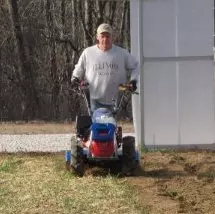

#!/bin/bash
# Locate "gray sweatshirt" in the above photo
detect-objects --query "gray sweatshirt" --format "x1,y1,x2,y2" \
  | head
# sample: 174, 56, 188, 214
72, 44, 139, 105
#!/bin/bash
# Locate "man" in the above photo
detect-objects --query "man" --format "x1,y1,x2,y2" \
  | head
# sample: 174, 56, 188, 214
71, 23, 139, 113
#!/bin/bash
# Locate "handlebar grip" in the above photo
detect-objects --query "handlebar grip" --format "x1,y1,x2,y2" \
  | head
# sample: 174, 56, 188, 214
118, 83, 139, 94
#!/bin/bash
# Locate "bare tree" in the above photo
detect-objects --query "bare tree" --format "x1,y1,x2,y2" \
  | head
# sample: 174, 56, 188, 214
7, 0, 39, 120
0, 0, 131, 121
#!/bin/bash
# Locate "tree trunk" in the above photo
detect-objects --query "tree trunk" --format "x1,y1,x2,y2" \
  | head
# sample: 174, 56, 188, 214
79, 0, 94, 47
8, 0, 39, 120
118, 1, 127, 45
46, 0, 60, 120
0, 48, 2, 121
84, 0, 93, 46
96, 0, 107, 25
109, 1, 116, 25
126, 1, 130, 50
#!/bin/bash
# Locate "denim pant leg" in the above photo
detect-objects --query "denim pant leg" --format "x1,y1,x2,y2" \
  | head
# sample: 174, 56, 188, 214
90, 100, 100, 113
90, 99, 114, 113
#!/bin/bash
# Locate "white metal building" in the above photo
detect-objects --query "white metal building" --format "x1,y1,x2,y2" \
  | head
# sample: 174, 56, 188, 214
131, 0, 215, 149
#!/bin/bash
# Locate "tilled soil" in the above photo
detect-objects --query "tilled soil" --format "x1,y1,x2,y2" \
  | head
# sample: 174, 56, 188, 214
67, 150, 215, 214
129, 151, 215, 214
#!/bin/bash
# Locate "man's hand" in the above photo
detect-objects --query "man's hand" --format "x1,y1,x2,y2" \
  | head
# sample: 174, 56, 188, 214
71, 77, 80, 89
129, 80, 137, 92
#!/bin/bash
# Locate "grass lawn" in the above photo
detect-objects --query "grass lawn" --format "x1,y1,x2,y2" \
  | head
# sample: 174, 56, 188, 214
0, 153, 147, 214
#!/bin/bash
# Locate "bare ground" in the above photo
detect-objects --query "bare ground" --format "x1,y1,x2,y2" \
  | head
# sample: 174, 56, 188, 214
1, 122, 215, 213
132, 151, 215, 214
0, 120, 134, 134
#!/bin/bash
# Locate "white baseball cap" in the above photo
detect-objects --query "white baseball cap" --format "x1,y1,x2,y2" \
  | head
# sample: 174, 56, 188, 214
97, 23, 112, 35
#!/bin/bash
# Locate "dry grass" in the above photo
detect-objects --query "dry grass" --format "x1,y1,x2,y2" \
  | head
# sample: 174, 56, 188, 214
0, 121, 74, 134
0, 153, 147, 214
0, 121, 134, 134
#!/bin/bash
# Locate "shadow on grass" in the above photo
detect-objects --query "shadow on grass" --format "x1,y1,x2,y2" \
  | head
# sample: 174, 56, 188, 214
85, 165, 188, 179
134, 167, 188, 178
64, 160, 189, 179
85, 161, 123, 177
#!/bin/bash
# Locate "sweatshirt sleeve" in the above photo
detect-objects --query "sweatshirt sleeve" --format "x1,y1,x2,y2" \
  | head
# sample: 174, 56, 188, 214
125, 50, 139, 82
71, 50, 86, 81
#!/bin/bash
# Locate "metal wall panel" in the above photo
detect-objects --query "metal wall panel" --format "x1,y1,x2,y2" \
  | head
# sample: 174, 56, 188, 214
144, 62, 178, 146
178, 0, 213, 56
131, 0, 214, 147
142, 0, 175, 57
178, 61, 215, 144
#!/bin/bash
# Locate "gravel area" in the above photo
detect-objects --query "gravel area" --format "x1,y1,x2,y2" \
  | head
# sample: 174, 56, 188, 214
0, 133, 134, 153
0, 134, 72, 153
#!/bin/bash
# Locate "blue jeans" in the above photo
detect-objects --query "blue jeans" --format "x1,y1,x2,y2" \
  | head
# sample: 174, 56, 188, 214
90, 99, 115, 113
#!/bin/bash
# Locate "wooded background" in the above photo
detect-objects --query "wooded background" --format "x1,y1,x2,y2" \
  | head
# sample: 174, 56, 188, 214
0, 0, 132, 121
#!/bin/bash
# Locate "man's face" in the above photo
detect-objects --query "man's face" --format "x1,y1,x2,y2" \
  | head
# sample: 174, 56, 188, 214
96, 32, 112, 51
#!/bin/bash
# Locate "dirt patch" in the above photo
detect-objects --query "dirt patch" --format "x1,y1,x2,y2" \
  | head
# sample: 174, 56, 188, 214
64, 150, 215, 213
63, 150, 215, 213
128, 151, 215, 214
